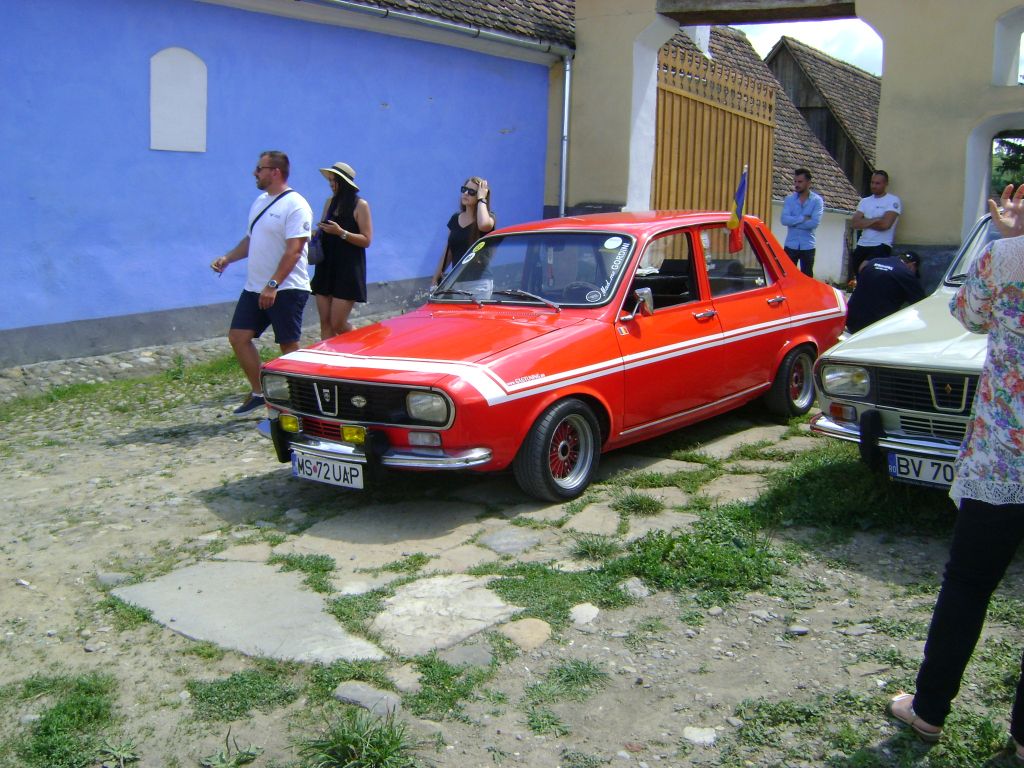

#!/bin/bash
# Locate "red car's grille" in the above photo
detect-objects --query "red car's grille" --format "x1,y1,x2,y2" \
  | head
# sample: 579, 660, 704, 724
301, 416, 343, 441
277, 377, 451, 427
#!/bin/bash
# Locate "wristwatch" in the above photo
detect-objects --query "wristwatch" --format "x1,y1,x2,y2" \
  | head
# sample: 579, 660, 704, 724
266, 279, 279, 289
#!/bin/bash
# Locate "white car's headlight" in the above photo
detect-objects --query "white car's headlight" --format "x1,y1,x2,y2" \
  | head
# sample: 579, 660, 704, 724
263, 374, 291, 403
406, 391, 449, 424
820, 364, 870, 397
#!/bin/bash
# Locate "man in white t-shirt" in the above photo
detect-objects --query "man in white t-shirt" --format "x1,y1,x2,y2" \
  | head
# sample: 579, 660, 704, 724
849, 170, 902, 282
210, 151, 313, 414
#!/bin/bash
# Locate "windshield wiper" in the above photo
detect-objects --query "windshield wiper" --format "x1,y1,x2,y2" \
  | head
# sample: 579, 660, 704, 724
491, 289, 561, 312
431, 288, 482, 306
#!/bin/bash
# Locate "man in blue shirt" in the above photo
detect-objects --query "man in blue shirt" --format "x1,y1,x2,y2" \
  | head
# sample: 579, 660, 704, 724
780, 168, 824, 277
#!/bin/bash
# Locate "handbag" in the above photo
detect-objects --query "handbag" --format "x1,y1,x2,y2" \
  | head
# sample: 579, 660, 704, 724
308, 231, 324, 266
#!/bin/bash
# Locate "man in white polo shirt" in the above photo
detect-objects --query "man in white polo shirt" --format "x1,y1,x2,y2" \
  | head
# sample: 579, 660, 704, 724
849, 170, 902, 283
210, 150, 313, 414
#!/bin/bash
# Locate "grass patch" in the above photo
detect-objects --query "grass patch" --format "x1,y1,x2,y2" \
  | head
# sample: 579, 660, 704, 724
181, 641, 226, 662
607, 505, 783, 607
268, 552, 336, 593
865, 616, 928, 640
187, 667, 298, 721
306, 661, 393, 704
7, 672, 118, 768
750, 441, 955, 538
625, 617, 667, 651
326, 590, 388, 637
479, 563, 632, 629
377, 553, 432, 574
295, 709, 419, 768
406, 654, 494, 721
570, 533, 622, 561
524, 705, 570, 736
95, 595, 152, 631
611, 491, 665, 517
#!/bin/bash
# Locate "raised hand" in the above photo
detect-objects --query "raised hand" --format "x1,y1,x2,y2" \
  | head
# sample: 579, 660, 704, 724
988, 183, 1024, 238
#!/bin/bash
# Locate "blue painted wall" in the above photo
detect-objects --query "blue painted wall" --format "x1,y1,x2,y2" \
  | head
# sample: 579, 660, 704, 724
0, 0, 549, 331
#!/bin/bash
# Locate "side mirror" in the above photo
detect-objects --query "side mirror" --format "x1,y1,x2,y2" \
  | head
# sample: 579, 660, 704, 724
620, 287, 654, 321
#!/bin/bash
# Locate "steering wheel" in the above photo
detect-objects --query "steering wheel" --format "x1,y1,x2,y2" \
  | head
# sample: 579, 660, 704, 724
562, 281, 600, 301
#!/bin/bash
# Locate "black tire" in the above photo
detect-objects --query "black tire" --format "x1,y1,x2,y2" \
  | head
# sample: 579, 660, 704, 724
513, 398, 601, 502
764, 345, 816, 417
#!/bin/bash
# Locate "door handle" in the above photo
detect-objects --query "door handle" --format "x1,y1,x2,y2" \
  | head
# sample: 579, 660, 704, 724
692, 309, 717, 319
766, 296, 786, 305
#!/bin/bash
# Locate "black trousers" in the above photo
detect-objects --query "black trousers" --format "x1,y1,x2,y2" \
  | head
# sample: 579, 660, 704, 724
784, 247, 815, 277
913, 497, 1024, 741
849, 243, 891, 281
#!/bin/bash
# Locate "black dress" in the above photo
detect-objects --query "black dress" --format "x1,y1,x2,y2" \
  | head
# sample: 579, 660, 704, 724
311, 198, 366, 302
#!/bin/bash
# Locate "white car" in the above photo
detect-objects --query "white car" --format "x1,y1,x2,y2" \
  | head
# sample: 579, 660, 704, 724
810, 214, 1002, 488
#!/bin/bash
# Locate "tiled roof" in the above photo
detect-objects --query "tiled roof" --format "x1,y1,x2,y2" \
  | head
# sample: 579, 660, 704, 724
348, 0, 575, 48
668, 27, 860, 211
771, 35, 880, 167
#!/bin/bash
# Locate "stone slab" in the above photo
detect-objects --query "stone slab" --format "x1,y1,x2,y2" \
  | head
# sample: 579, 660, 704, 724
477, 527, 543, 555
114, 561, 384, 663
498, 618, 552, 652
370, 574, 521, 656
700, 474, 768, 505
564, 502, 620, 536
595, 453, 706, 482
211, 543, 273, 562
695, 425, 789, 460
624, 510, 699, 542
272, 502, 485, 569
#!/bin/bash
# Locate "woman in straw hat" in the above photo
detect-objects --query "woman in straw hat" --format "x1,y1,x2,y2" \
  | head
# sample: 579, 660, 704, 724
311, 162, 373, 338
431, 176, 495, 287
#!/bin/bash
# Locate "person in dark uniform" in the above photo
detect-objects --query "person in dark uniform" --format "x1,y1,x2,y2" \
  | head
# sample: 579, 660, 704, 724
845, 251, 926, 333
431, 176, 496, 287
311, 162, 373, 339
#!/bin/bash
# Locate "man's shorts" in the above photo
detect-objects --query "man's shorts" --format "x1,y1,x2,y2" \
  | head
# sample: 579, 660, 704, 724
230, 289, 309, 344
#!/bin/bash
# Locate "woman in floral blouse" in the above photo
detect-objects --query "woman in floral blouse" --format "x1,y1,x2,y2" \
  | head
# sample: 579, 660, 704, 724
887, 184, 1024, 757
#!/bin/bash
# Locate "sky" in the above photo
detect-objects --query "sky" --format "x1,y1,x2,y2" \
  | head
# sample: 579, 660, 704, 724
733, 19, 883, 75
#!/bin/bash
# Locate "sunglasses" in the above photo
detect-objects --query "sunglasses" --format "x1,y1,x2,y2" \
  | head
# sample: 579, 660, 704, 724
460, 186, 478, 196
255, 165, 276, 172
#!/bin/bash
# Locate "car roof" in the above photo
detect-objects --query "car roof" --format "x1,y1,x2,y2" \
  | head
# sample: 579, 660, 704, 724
492, 211, 741, 238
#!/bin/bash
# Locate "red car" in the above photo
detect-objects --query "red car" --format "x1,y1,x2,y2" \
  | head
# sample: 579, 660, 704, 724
259, 212, 846, 501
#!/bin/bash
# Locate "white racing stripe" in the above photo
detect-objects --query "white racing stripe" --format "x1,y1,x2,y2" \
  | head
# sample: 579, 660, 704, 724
280, 298, 846, 406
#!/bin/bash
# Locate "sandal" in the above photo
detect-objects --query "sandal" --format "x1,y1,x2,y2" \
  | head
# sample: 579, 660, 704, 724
886, 693, 942, 743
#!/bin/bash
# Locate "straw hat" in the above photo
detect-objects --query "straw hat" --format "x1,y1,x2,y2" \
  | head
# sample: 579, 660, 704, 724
319, 162, 359, 190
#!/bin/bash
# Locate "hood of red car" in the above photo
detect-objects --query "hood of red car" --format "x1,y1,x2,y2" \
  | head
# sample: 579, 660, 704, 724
264, 306, 587, 385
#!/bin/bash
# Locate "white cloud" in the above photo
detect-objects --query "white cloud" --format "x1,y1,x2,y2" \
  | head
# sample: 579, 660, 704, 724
732, 20, 883, 75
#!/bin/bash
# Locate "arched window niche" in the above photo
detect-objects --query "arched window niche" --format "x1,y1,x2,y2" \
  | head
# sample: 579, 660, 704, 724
150, 47, 207, 152
992, 7, 1024, 86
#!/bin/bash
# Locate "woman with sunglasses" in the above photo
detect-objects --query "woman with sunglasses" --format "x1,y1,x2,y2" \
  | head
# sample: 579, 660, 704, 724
431, 177, 495, 287
311, 162, 373, 339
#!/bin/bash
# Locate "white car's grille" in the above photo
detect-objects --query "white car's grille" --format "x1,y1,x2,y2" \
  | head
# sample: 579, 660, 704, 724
875, 368, 977, 415
899, 414, 969, 443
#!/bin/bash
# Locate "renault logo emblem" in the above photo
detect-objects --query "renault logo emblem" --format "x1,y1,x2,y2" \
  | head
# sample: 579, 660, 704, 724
315, 382, 339, 416
944, 383, 952, 396
351, 395, 368, 408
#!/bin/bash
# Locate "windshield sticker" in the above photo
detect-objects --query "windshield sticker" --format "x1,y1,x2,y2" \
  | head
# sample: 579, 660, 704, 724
585, 290, 602, 303
604, 236, 623, 250
599, 239, 633, 296
472, 241, 486, 253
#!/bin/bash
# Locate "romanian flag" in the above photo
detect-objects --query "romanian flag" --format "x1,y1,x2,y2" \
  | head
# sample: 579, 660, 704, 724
727, 164, 747, 253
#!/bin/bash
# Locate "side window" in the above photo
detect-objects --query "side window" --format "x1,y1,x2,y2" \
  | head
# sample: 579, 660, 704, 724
631, 231, 694, 310
700, 226, 770, 298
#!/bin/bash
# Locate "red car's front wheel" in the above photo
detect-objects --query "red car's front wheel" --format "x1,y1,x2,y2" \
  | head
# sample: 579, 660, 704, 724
514, 398, 601, 502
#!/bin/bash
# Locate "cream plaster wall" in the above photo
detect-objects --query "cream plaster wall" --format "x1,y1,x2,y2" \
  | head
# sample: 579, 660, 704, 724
857, 0, 1023, 244
569, 0, 677, 208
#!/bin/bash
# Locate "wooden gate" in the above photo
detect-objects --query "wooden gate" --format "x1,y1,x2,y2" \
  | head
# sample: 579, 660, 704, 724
653, 45, 775, 221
